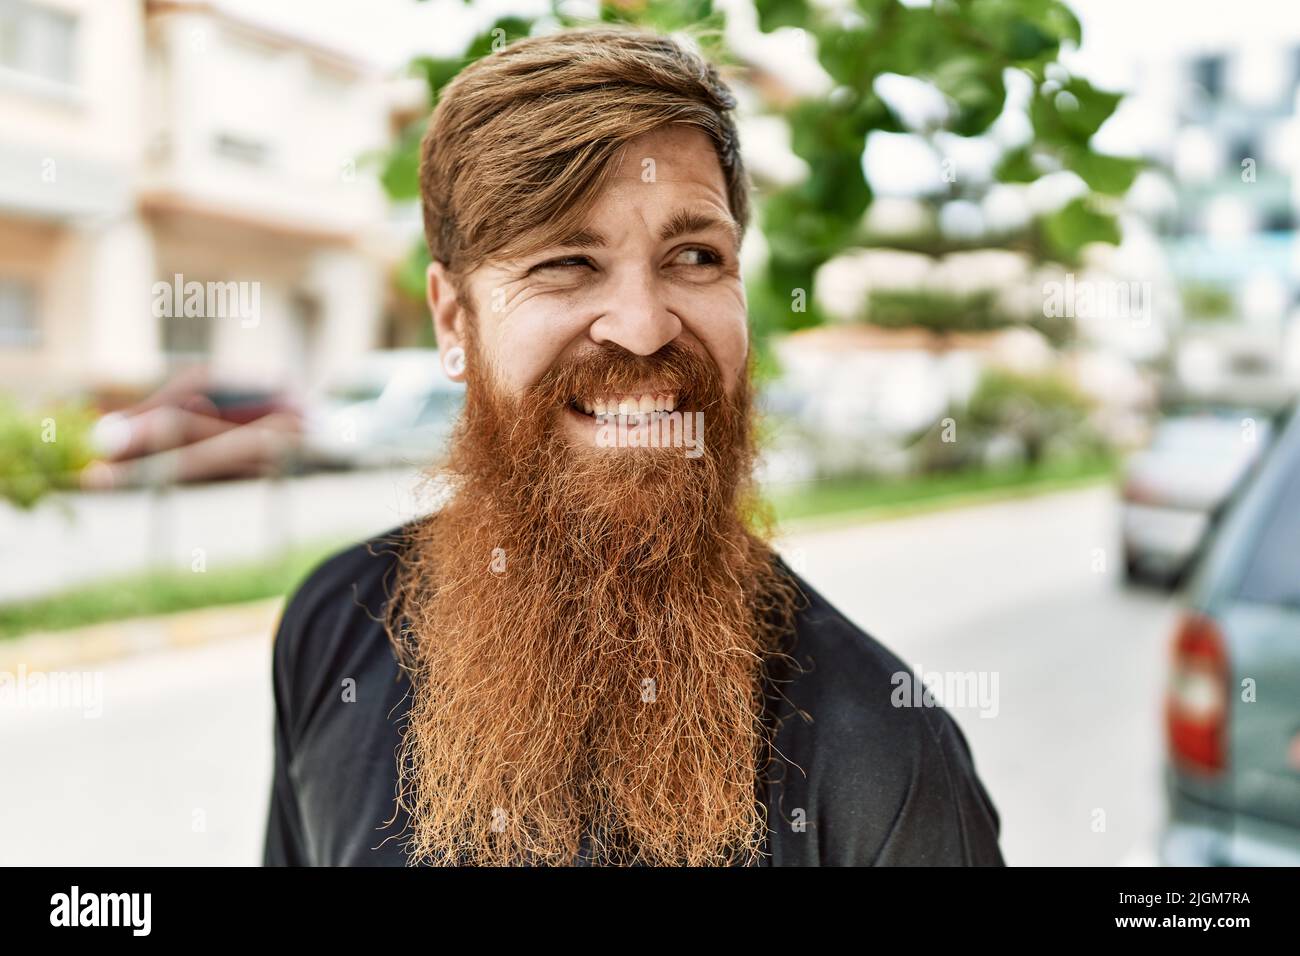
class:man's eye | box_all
[674,247,722,267]
[531,255,593,274]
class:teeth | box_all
[578,392,679,417]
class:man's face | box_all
[427,124,749,449]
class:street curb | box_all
[0,597,284,673]
[773,471,1114,535]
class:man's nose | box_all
[587,268,682,356]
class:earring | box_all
[442,345,466,378]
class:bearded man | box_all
[262,25,1004,867]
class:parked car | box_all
[302,349,463,469]
[1160,402,1300,865]
[82,371,302,488]
[1120,410,1274,586]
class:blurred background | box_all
[2,0,1298,866]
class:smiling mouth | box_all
[567,390,679,425]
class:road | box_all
[0,484,1179,865]
[770,486,1178,867]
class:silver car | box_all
[303,349,464,470]
[1161,402,1300,865]
[1121,412,1273,585]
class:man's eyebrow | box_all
[551,228,608,250]
[546,210,741,253]
[659,208,741,249]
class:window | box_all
[1191,54,1225,101]
[1229,136,1256,166]
[0,277,39,346]
[1262,207,1295,232]
[0,0,77,87]
[213,132,270,166]
[159,284,213,359]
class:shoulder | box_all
[271,522,414,739]
[275,524,409,661]
[279,526,409,634]
[771,558,940,756]
[766,558,1004,866]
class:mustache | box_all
[525,341,723,411]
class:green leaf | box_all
[753,0,810,32]
[817,25,878,89]
[1031,75,1123,146]
[1042,196,1120,260]
[464,16,536,61]
[397,241,432,302]
[995,145,1042,183]
[1004,18,1057,60]
[1065,147,1143,195]
[930,56,1008,136]
[379,123,424,201]
[410,55,464,103]
[601,0,720,33]
[967,0,1080,62]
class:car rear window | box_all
[1236,438,1300,607]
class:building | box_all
[1070,0,1300,394]
[0,0,421,401]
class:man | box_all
[263,25,1004,867]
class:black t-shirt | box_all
[262,521,1006,866]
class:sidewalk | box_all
[0,598,283,674]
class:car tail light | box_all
[1165,613,1229,774]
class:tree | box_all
[385,0,1136,345]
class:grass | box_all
[0,456,1117,640]
[0,538,347,641]
[766,454,1117,527]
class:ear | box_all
[426,260,466,381]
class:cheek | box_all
[483,305,588,395]
[685,288,749,392]
[718,315,750,387]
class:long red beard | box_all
[386,331,798,866]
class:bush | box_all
[866,289,1009,335]
[0,397,96,509]
[912,367,1098,473]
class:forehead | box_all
[470,124,735,278]
[581,126,736,242]
[608,125,728,191]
